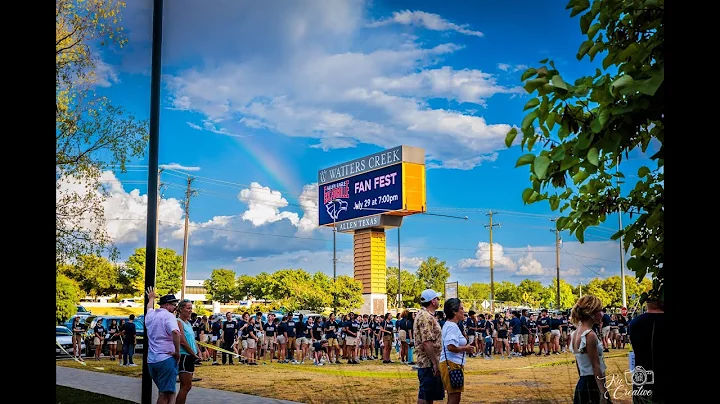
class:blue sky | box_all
[73,0,658,287]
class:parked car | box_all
[118,299,141,308]
[76,305,92,315]
[56,326,85,357]
[82,315,145,356]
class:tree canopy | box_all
[56,0,148,265]
[505,0,664,303]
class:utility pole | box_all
[397,227,402,310]
[180,176,197,300]
[579,283,583,298]
[551,218,561,309]
[617,157,627,308]
[484,211,500,313]
[142,0,164,402]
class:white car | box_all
[56,326,85,357]
[119,299,141,307]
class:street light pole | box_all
[333,214,337,314]
[397,227,401,310]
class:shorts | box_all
[510,335,519,344]
[543,332,553,343]
[257,334,264,346]
[287,337,296,348]
[467,334,475,344]
[297,337,310,346]
[417,367,445,401]
[327,337,339,347]
[247,339,257,349]
[264,336,276,349]
[551,329,561,337]
[277,335,287,345]
[382,335,393,344]
[148,357,178,394]
[439,360,464,393]
[364,335,372,346]
[520,334,529,345]
[241,339,248,350]
[398,330,407,340]
[179,354,195,374]
[346,336,357,346]
[492,330,498,338]
[211,335,218,342]
[107,341,117,346]
[601,326,611,337]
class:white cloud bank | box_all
[120,1,522,170]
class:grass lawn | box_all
[56,385,134,404]
[84,307,144,317]
[57,348,635,403]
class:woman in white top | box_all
[569,295,610,404]
[440,298,476,404]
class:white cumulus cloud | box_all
[458,242,517,271]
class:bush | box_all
[57,274,82,324]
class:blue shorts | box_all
[417,367,445,401]
[148,357,177,394]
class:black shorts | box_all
[417,367,445,401]
[179,354,195,374]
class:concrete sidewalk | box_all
[56,366,300,404]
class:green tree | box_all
[61,255,119,299]
[125,248,183,296]
[495,281,520,303]
[416,257,450,293]
[332,275,364,313]
[57,274,82,324]
[458,283,491,311]
[56,0,148,265]
[584,278,613,307]
[543,279,577,309]
[237,274,256,300]
[386,267,422,309]
[505,0,664,303]
[204,269,237,303]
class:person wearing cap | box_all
[144,287,181,404]
[413,289,445,404]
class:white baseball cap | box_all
[420,289,442,303]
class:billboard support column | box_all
[353,228,387,315]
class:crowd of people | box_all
[139,286,663,404]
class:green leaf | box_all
[550,146,566,162]
[576,131,594,150]
[598,108,610,127]
[505,128,518,148]
[575,224,586,243]
[539,58,548,64]
[587,147,599,166]
[523,98,540,111]
[602,53,614,70]
[580,13,592,34]
[547,112,557,130]
[638,67,664,96]
[515,154,536,167]
[591,118,603,133]
[569,0,590,17]
[521,110,538,130]
[552,75,569,91]
[522,188,534,203]
[588,43,603,60]
[610,75,634,95]
[556,216,570,229]
[533,155,551,180]
[572,169,589,184]
[638,166,651,177]
[549,195,560,211]
[524,78,548,93]
[577,40,593,60]
[587,23,602,39]
[521,68,538,82]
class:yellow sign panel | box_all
[353,228,387,294]
[400,162,426,214]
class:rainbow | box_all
[239,136,304,198]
